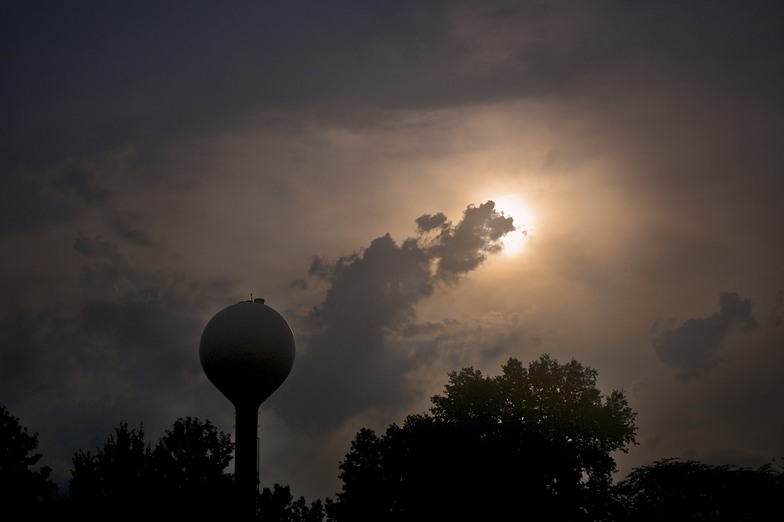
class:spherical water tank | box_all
[199,299,295,409]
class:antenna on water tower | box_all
[199,297,296,518]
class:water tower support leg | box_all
[235,405,260,518]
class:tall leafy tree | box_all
[330,355,637,521]
[69,417,235,517]
[0,404,58,510]
[327,427,391,522]
[150,416,235,517]
[68,422,152,516]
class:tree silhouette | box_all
[259,483,295,521]
[258,483,327,522]
[68,417,235,517]
[291,494,326,522]
[329,355,637,521]
[613,458,784,521]
[150,417,235,517]
[0,404,58,512]
[69,422,152,516]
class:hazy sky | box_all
[2,1,784,501]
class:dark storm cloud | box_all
[74,233,136,296]
[111,211,157,247]
[0,147,147,243]
[3,1,422,162]
[6,1,780,172]
[653,292,757,382]
[0,307,54,403]
[0,174,71,236]
[279,202,514,428]
[34,148,159,246]
[0,230,242,487]
[397,321,447,339]
[70,235,217,381]
[24,234,211,393]
[45,160,111,206]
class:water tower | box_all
[200,298,295,517]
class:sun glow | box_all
[491,194,534,255]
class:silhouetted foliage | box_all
[291,495,326,522]
[258,483,327,522]
[613,458,784,521]
[329,355,638,521]
[0,404,58,511]
[69,417,234,517]
[10,355,784,520]
[260,483,296,521]
[151,416,235,517]
[69,422,152,516]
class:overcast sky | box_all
[2,1,784,501]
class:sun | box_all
[491,194,534,255]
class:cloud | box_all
[0,307,53,404]
[33,147,160,247]
[429,201,515,281]
[111,211,158,247]
[45,160,112,206]
[43,147,137,209]
[415,212,449,232]
[3,233,214,400]
[278,201,515,429]
[652,291,757,381]
[0,232,241,488]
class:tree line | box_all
[2,354,782,520]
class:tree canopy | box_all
[150,416,235,514]
[330,354,638,521]
[68,417,235,517]
[0,404,58,511]
[614,458,784,521]
[259,483,327,522]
